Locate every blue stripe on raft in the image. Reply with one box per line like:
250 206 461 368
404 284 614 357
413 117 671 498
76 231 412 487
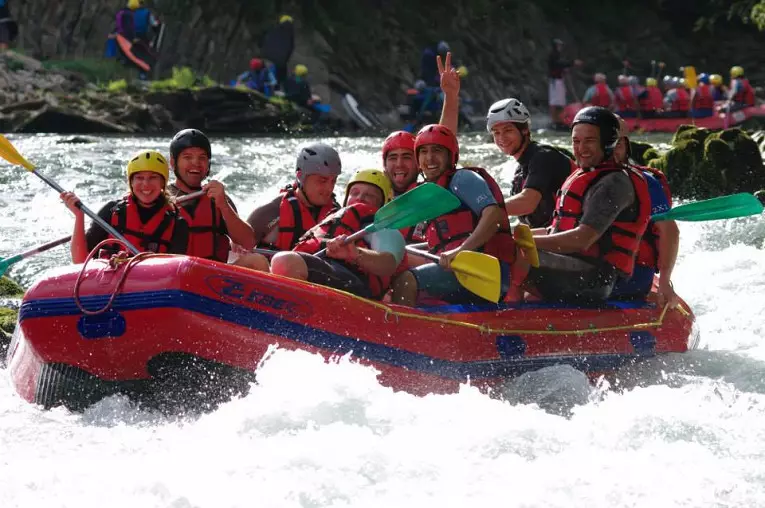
18 290 654 380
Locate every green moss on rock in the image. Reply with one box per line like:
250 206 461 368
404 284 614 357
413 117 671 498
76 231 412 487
0 276 24 297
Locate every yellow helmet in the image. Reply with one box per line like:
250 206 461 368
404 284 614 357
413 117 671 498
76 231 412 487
645 77 657 87
127 0 141 9
294 64 308 77
710 74 723 86
279 14 293 23
344 169 393 206
730 66 744 78
456 66 468 78
127 150 169 183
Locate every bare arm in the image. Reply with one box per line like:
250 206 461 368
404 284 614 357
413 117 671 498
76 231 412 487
505 188 542 217
460 204 507 252
437 52 460 134
354 249 398 277
246 194 282 244
656 220 679 288
533 224 601 254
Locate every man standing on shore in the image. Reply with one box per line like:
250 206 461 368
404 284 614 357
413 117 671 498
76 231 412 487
548 38 581 128
0 0 18 51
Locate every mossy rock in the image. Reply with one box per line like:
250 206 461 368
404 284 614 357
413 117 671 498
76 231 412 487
755 189 765 205
671 125 712 146
0 276 24 297
0 308 17 336
642 147 661 164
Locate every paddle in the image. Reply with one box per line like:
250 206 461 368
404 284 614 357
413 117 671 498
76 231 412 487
513 224 540 268
314 183 461 256
406 246 501 303
652 193 763 222
684 66 698 124
0 235 72 277
0 134 141 255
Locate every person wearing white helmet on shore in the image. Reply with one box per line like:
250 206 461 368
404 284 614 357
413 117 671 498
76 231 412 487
486 98 575 228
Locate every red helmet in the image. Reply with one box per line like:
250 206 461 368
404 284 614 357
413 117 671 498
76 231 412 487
250 58 264 71
382 131 415 161
414 124 459 165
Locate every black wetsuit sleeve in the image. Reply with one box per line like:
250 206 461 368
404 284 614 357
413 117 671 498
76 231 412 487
85 201 118 252
169 213 190 254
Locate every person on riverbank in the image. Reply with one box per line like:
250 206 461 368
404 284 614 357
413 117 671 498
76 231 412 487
583 73 615 109
728 66 755 111
523 107 651 303
237 143 341 271
391 124 520 306
60 150 190 263
261 14 294 90
166 129 254 263
0 0 18 51
420 41 450 87
548 38 582 128
284 64 314 108
610 117 679 307
270 169 405 300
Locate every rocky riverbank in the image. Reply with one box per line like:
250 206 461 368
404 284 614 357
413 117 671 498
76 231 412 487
0 51 346 134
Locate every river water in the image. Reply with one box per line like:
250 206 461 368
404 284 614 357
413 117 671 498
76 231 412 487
2 132 765 507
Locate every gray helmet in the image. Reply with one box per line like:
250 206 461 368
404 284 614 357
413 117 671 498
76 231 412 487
296 143 342 185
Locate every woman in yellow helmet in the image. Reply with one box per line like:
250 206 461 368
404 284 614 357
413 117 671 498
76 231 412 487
728 66 755 109
61 150 191 263
270 169 406 300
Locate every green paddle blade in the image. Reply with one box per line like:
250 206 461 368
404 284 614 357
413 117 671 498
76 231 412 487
368 183 461 232
652 193 763 222
451 251 502 303
0 254 22 277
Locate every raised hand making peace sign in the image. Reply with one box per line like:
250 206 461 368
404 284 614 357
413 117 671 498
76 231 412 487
437 52 460 98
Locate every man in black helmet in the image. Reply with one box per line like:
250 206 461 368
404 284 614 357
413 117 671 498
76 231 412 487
519 106 651 303
167 128 254 262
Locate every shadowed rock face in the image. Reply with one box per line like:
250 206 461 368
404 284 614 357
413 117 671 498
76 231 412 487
9 0 765 115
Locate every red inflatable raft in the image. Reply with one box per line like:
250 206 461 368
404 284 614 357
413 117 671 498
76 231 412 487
7 255 697 410
562 102 765 133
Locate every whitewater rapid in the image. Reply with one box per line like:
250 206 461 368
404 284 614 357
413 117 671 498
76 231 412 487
1 133 764 507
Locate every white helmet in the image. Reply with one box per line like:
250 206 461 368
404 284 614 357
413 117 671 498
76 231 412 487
486 98 531 132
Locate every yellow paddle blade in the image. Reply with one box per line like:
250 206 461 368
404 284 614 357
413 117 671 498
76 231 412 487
514 224 539 268
684 66 697 90
0 134 35 170
451 250 501 303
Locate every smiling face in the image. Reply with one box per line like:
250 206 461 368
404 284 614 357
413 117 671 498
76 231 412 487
490 122 525 157
417 144 451 182
173 147 210 189
384 148 417 193
300 173 338 207
130 171 165 206
572 124 604 168
346 182 384 209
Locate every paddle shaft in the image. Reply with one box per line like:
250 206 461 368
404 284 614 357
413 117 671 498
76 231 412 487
0 235 72 275
405 246 439 263
314 227 369 258
33 170 141 255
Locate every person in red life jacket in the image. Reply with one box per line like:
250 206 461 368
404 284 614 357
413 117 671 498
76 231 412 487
710 74 727 101
638 77 664 118
691 73 715 118
60 150 190 264
614 74 639 118
238 143 342 271
522 107 651 303
166 129 254 264
582 73 615 109
270 169 405 300
728 66 756 111
610 117 679 307
484 98 574 229
381 130 427 245
662 78 690 118
391 124 520 306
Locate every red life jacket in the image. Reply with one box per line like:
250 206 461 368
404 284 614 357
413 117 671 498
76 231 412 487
693 84 715 110
426 167 516 264
395 182 426 243
178 192 230 262
672 88 690 112
109 194 187 253
294 202 392 300
633 165 672 270
639 86 664 111
259 185 338 251
590 83 612 108
733 78 755 106
616 86 635 112
549 161 651 277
